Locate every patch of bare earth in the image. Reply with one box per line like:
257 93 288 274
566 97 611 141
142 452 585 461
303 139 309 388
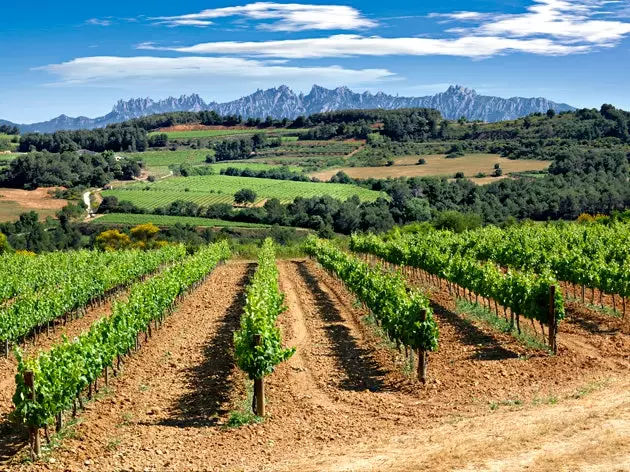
0 188 67 222
3 259 629 471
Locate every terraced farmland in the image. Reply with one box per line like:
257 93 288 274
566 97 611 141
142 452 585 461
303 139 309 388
102 175 382 209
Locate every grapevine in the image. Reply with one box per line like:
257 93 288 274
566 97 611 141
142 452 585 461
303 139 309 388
233 239 294 415
305 237 438 380
12 241 231 433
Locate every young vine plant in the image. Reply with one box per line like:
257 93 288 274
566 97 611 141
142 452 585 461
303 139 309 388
12 241 231 430
305 236 439 354
234 238 295 381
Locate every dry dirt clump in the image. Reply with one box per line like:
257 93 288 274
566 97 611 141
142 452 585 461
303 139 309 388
1 259 628 471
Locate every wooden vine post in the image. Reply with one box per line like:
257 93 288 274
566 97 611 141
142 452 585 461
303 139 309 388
252 334 265 417
417 309 428 384
24 371 41 460
548 285 558 355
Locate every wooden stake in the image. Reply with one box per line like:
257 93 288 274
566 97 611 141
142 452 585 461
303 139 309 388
24 371 41 460
548 285 557 355
417 309 428 384
252 334 265 417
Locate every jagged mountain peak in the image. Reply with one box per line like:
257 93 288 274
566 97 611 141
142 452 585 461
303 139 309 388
446 85 477 96
5 85 575 133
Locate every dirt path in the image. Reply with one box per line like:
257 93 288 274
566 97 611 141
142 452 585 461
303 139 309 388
4 259 630 471
277 378 630 472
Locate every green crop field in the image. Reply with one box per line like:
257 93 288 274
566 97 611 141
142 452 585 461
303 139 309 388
102 175 383 209
91 213 273 228
129 149 211 167
149 128 308 140
208 162 303 173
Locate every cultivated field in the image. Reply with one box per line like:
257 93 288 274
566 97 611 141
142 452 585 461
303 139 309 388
150 127 308 140
90 213 274 228
102 175 382 209
0 188 67 222
1 254 627 470
310 153 550 182
130 149 210 168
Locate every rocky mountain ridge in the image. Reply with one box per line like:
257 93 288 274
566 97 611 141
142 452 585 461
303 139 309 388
2 85 575 133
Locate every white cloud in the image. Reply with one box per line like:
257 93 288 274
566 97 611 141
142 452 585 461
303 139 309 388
36 56 394 87
139 0 630 59
152 2 376 31
155 19 214 28
86 18 112 27
138 34 589 59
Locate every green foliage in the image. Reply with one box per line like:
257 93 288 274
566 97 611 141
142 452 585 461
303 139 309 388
0 232 11 254
0 245 187 345
234 188 257 205
234 239 295 380
12 242 231 429
305 237 438 352
102 175 382 209
350 233 565 325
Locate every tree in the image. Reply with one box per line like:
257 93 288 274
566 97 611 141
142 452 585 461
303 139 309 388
130 223 160 243
252 133 267 149
234 188 257 205
455 171 465 179
547 109 556 119
95 229 131 251
418 158 427 165
0 232 11 254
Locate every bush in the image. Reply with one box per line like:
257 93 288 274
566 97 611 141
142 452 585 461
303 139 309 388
454 171 465 179
147 175 156 182
417 158 427 165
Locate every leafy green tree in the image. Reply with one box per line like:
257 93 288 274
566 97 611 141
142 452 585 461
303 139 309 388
234 188 257 205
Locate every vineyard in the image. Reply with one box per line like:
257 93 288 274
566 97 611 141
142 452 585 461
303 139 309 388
0 230 628 470
103 174 382 208
90 213 276 228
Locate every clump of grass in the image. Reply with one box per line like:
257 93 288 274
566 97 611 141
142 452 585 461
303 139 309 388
225 381 263 428
226 410 263 428
455 298 550 351
489 398 523 411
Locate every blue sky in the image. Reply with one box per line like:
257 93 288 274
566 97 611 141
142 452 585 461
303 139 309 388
1 0 630 123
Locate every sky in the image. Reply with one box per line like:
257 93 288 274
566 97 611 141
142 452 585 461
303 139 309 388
1 0 630 123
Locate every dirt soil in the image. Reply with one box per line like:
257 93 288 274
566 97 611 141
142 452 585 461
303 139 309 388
2 259 629 471
0 188 67 222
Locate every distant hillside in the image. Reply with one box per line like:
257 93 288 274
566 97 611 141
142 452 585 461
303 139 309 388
2 85 575 133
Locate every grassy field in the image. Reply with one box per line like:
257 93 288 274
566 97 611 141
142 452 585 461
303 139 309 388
310 154 551 181
102 175 382 209
90 213 273 228
128 150 304 178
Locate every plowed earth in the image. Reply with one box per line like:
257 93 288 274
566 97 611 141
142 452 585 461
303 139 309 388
2 259 629 471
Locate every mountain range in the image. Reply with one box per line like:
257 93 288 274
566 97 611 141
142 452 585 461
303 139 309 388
1 85 575 133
